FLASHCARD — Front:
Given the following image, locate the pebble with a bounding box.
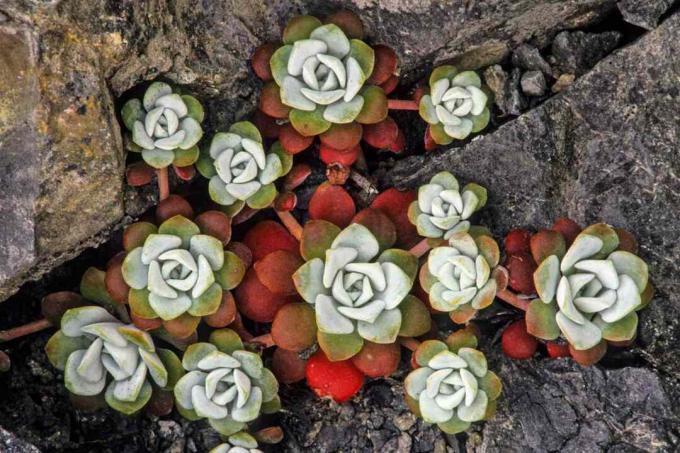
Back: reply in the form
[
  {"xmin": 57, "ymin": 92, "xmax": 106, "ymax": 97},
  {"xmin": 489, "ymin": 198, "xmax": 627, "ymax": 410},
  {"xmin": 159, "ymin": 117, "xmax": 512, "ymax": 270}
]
[
  {"xmin": 393, "ymin": 412, "xmax": 417, "ymax": 431},
  {"xmin": 521, "ymin": 70, "xmax": 547, "ymax": 96},
  {"xmin": 512, "ymin": 43, "xmax": 553, "ymax": 75},
  {"xmin": 552, "ymin": 73, "xmax": 576, "ymax": 93}
]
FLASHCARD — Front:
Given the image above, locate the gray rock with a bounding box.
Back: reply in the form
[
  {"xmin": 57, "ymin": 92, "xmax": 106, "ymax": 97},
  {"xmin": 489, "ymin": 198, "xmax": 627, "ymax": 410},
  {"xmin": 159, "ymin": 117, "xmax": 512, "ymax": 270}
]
[
  {"xmin": 618, "ymin": 0, "xmax": 675, "ymax": 30},
  {"xmin": 511, "ymin": 43, "xmax": 553, "ymax": 75},
  {"xmin": 483, "ymin": 66, "xmax": 526, "ymax": 116},
  {"xmin": 520, "ymin": 70, "xmax": 547, "ymax": 96},
  {"xmin": 0, "ymin": 0, "xmax": 621, "ymax": 302},
  {"xmin": 551, "ymin": 30, "xmax": 622, "ymax": 75},
  {"xmin": 381, "ymin": 10, "xmax": 680, "ymax": 382},
  {"xmin": 0, "ymin": 427, "xmax": 40, "ymax": 453}
]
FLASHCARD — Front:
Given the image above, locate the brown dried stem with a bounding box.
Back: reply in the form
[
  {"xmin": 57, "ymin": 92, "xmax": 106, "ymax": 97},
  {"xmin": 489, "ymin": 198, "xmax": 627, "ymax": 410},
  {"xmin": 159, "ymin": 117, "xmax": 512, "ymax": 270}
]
[
  {"xmin": 275, "ymin": 210, "xmax": 303, "ymax": 241},
  {"xmin": 0, "ymin": 318, "xmax": 53, "ymax": 343}
]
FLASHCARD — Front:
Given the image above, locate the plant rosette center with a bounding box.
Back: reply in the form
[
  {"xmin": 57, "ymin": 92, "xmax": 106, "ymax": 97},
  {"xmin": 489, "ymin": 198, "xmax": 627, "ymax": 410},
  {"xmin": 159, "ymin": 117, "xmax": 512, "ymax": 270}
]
[
  {"xmin": 532, "ymin": 223, "xmax": 650, "ymax": 350},
  {"xmin": 294, "ymin": 223, "xmax": 412, "ymax": 345}
]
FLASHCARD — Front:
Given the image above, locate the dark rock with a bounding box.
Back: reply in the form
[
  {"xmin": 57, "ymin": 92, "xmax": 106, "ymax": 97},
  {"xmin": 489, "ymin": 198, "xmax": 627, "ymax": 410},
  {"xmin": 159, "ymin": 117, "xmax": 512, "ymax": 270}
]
[
  {"xmin": 511, "ymin": 43, "xmax": 553, "ymax": 76},
  {"xmin": 483, "ymin": 66, "xmax": 526, "ymax": 116},
  {"xmin": 618, "ymin": 0, "xmax": 675, "ymax": 30},
  {"xmin": 551, "ymin": 30, "xmax": 622, "ymax": 75},
  {"xmin": 520, "ymin": 70, "xmax": 547, "ymax": 96},
  {"xmin": 382, "ymin": 10, "xmax": 680, "ymax": 384},
  {"xmin": 0, "ymin": 427, "xmax": 40, "ymax": 453}
]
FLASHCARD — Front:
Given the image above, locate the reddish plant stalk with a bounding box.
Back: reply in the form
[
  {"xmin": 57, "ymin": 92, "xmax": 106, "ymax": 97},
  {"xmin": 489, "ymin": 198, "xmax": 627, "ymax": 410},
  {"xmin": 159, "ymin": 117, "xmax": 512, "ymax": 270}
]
[
  {"xmin": 248, "ymin": 333, "xmax": 275, "ymax": 348},
  {"xmin": 399, "ymin": 337, "xmax": 421, "ymax": 352},
  {"xmin": 409, "ymin": 238, "xmax": 431, "ymax": 258},
  {"xmin": 496, "ymin": 288, "xmax": 530, "ymax": 311},
  {"xmin": 387, "ymin": 99, "xmax": 419, "ymax": 111},
  {"xmin": 275, "ymin": 210, "xmax": 303, "ymax": 241},
  {"xmin": 157, "ymin": 167, "xmax": 170, "ymax": 201},
  {"xmin": 0, "ymin": 318, "xmax": 52, "ymax": 342}
]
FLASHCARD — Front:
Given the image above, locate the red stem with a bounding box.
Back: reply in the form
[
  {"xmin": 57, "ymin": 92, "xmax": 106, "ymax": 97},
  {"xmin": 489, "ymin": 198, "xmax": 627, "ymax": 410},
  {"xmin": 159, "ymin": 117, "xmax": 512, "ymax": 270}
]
[
  {"xmin": 409, "ymin": 238, "xmax": 431, "ymax": 258},
  {"xmin": 496, "ymin": 288, "xmax": 530, "ymax": 311},
  {"xmin": 275, "ymin": 210, "xmax": 303, "ymax": 241},
  {"xmin": 388, "ymin": 99, "xmax": 419, "ymax": 111},
  {"xmin": 0, "ymin": 318, "xmax": 53, "ymax": 342},
  {"xmin": 157, "ymin": 167, "xmax": 170, "ymax": 201}
]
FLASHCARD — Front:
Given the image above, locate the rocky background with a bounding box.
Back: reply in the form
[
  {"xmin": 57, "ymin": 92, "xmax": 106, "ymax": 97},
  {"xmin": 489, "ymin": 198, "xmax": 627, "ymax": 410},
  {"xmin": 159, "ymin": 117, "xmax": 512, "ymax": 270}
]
[{"xmin": 1, "ymin": 0, "xmax": 679, "ymax": 452}]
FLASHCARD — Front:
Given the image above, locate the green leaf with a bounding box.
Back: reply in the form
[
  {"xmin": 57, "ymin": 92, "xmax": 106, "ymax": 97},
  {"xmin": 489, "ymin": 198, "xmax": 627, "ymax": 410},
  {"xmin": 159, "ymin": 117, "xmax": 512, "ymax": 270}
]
[
  {"xmin": 397, "ymin": 295, "xmax": 431, "ymax": 337},
  {"xmin": 451, "ymin": 71, "xmax": 482, "ymax": 88},
  {"xmin": 290, "ymin": 106, "xmax": 331, "ymax": 137},
  {"xmin": 270, "ymin": 141, "xmax": 293, "ymax": 176},
  {"xmin": 208, "ymin": 416, "xmax": 246, "ymax": 437},
  {"xmin": 429, "ymin": 65, "xmax": 458, "ymax": 87},
  {"xmin": 157, "ymin": 348, "xmax": 185, "ymax": 389},
  {"xmin": 121, "ymin": 99, "xmax": 144, "ymax": 130},
  {"xmin": 470, "ymin": 107, "xmax": 490, "ymax": 133},
  {"xmin": 580, "ymin": 223, "xmax": 619, "ymax": 259},
  {"xmin": 196, "ymin": 150, "xmax": 216, "ymax": 178},
  {"xmin": 45, "ymin": 331, "xmax": 91, "ymax": 370},
  {"xmin": 128, "ymin": 288, "xmax": 157, "ymax": 319},
  {"xmin": 246, "ymin": 183, "xmax": 277, "ymax": 209},
  {"xmin": 182, "ymin": 342, "xmax": 218, "ymax": 371},
  {"xmin": 142, "ymin": 149, "xmax": 175, "ymax": 169},
  {"xmin": 181, "ymin": 95, "xmax": 204, "ymax": 123},
  {"xmin": 256, "ymin": 368, "xmax": 279, "ymax": 402},
  {"xmin": 414, "ymin": 340, "xmax": 448, "ymax": 367},
  {"xmin": 283, "ymin": 15, "xmax": 323, "ymax": 44},
  {"xmin": 80, "ymin": 267, "xmax": 117, "ymax": 308},
  {"xmin": 525, "ymin": 299, "xmax": 560, "ymax": 340},
  {"xmin": 218, "ymin": 199, "xmax": 245, "ymax": 218},
  {"xmin": 608, "ymin": 251, "xmax": 648, "ymax": 292},
  {"xmin": 429, "ymin": 122, "xmax": 454, "ymax": 145},
  {"xmin": 300, "ymin": 220, "xmax": 340, "ymax": 261},
  {"xmin": 158, "ymin": 215, "xmax": 200, "ymax": 248},
  {"xmin": 478, "ymin": 371, "xmax": 502, "ymax": 401},
  {"xmin": 595, "ymin": 311, "xmax": 638, "ymax": 342},
  {"xmin": 355, "ymin": 85, "xmax": 388, "ymax": 124},
  {"xmin": 445, "ymin": 327, "xmax": 478, "ymax": 353},
  {"xmin": 105, "ymin": 380, "xmax": 152, "ymax": 415},
  {"xmin": 229, "ymin": 121, "xmax": 262, "ymax": 143},
  {"xmin": 214, "ymin": 251, "xmax": 246, "ymax": 290},
  {"xmin": 348, "ymin": 39, "xmax": 375, "ymax": 78},
  {"xmin": 209, "ymin": 328, "xmax": 244, "ymax": 354},
  {"xmin": 187, "ymin": 283, "xmax": 222, "ymax": 317},
  {"xmin": 463, "ymin": 183, "xmax": 488, "ymax": 210},
  {"xmin": 437, "ymin": 415, "xmax": 471, "ymax": 435},
  {"xmin": 172, "ymin": 145, "xmax": 199, "ymax": 167},
  {"xmin": 269, "ymin": 45, "xmax": 293, "ymax": 87},
  {"xmin": 261, "ymin": 394, "xmax": 282, "ymax": 414},
  {"xmin": 378, "ymin": 249, "xmax": 418, "ymax": 283},
  {"xmin": 317, "ymin": 330, "xmax": 364, "ymax": 361}
]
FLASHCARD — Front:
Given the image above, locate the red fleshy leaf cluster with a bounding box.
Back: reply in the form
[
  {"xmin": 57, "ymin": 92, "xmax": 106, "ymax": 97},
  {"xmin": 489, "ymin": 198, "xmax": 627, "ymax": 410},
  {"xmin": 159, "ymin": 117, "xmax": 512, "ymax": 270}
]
[{"xmin": 305, "ymin": 350, "xmax": 364, "ymax": 403}]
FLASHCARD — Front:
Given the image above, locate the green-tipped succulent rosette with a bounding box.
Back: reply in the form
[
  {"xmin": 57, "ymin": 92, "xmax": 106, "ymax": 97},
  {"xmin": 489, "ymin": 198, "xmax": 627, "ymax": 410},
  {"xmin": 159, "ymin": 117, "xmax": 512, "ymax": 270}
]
[
  {"xmin": 174, "ymin": 329, "xmax": 280, "ymax": 436},
  {"xmin": 419, "ymin": 66, "xmax": 490, "ymax": 145},
  {"xmin": 405, "ymin": 332, "xmax": 501, "ymax": 434},
  {"xmin": 210, "ymin": 432, "xmax": 263, "ymax": 453},
  {"xmin": 45, "ymin": 306, "xmax": 184, "ymax": 414},
  {"xmin": 408, "ymin": 171, "xmax": 487, "ymax": 239},
  {"xmin": 529, "ymin": 223, "xmax": 652, "ymax": 353},
  {"xmin": 293, "ymin": 214, "xmax": 430, "ymax": 361},
  {"xmin": 114, "ymin": 208, "xmax": 245, "ymax": 338},
  {"xmin": 122, "ymin": 81, "xmax": 204, "ymax": 169},
  {"xmin": 196, "ymin": 121, "xmax": 292, "ymax": 216},
  {"xmin": 420, "ymin": 230, "xmax": 500, "ymax": 323}
]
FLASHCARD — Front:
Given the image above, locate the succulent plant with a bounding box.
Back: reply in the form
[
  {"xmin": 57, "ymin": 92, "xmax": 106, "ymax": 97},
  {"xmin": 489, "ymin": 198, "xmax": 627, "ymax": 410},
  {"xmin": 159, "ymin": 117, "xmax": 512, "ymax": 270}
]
[
  {"xmin": 45, "ymin": 306, "xmax": 183, "ymax": 414},
  {"xmin": 210, "ymin": 432, "xmax": 262, "ymax": 453},
  {"xmin": 196, "ymin": 121, "xmax": 293, "ymax": 216},
  {"xmin": 293, "ymin": 217, "xmax": 428, "ymax": 360},
  {"xmin": 408, "ymin": 171, "xmax": 487, "ymax": 239},
  {"xmin": 529, "ymin": 223, "xmax": 651, "ymax": 351},
  {"xmin": 420, "ymin": 230, "xmax": 500, "ymax": 323},
  {"xmin": 405, "ymin": 336, "xmax": 501, "ymax": 434},
  {"xmin": 122, "ymin": 82, "xmax": 204, "ymax": 169},
  {"xmin": 419, "ymin": 66, "xmax": 490, "ymax": 145},
  {"xmin": 109, "ymin": 200, "xmax": 245, "ymax": 338},
  {"xmin": 174, "ymin": 329, "xmax": 280, "ymax": 436}
]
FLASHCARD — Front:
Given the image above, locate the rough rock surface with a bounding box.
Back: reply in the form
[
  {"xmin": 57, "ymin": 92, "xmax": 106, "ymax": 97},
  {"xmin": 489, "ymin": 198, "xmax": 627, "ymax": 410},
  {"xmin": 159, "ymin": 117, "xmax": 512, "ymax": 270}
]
[
  {"xmin": 617, "ymin": 0, "xmax": 675, "ymax": 30},
  {"xmin": 0, "ymin": 0, "xmax": 619, "ymax": 301},
  {"xmin": 551, "ymin": 30, "xmax": 622, "ymax": 75}
]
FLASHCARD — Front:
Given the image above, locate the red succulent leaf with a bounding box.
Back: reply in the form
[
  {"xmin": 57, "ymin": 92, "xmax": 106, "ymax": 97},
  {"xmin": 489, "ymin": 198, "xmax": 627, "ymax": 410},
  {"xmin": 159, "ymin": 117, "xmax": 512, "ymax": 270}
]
[
  {"xmin": 320, "ymin": 122, "xmax": 363, "ymax": 150},
  {"xmin": 325, "ymin": 162, "xmax": 351, "ymax": 185},
  {"xmin": 105, "ymin": 253, "xmax": 130, "ymax": 304},
  {"xmin": 41, "ymin": 291, "xmax": 85, "ymax": 325},
  {"xmin": 235, "ymin": 268, "xmax": 295, "ymax": 323},
  {"xmin": 126, "ymin": 161, "xmax": 155, "ymax": 187},
  {"xmin": 274, "ymin": 191, "xmax": 297, "ymax": 211},
  {"xmin": 614, "ymin": 228, "xmax": 638, "ymax": 254},
  {"xmin": 123, "ymin": 222, "xmax": 157, "ymax": 252},
  {"xmin": 259, "ymin": 82, "xmax": 291, "ymax": 119},
  {"xmin": 368, "ymin": 45, "xmax": 398, "ymax": 85},
  {"xmin": 145, "ymin": 389, "xmax": 174, "ymax": 416},
  {"xmin": 352, "ymin": 208, "xmax": 397, "ymax": 250},
  {"xmin": 252, "ymin": 109, "xmax": 281, "ymax": 139},
  {"xmin": 226, "ymin": 241, "xmax": 253, "ymax": 269},
  {"xmin": 308, "ymin": 182, "xmax": 356, "ymax": 228},
  {"xmin": 530, "ymin": 229, "xmax": 566, "ymax": 264},
  {"xmin": 506, "ymin": 252, "xmax": 537, "ymax": 295},
  {"xmin": 324, "ymin": 10, "xmax": 365, "ymax": 39},
  {"xmin": 163, "ymin": 314, "xmax": 200, "ymax": 339},
  {"xmin": 243, "ymin": 220, "xmax": 300, "ymax": 261},
  {"xmin": 204, "ymin": 291, "xmax": 237, "ymax": 328},
  {"xmin": 305, "ymin": 350, "xmax": 364, "ymax": 403},
  {"xmin": 232, "ymin": 206, "xmax": 260, "ymax": 225},
  {"xmin": 254, "ymin": 250, "xmax": 304, "ymax": 296},
  {"xmin": 272, "ymin": 347, "xmax": 307, "ymax": 384},
  {"xmin": 412, "ymin": 85, "xmax": 427, "ymax": 103},
  {"xmin": 546, "ymin": 341, "xmax": 571, "ymax": 358},
  {"xmin": 131, "ymin": 313, "xmax": 162, "ymax": 331},
  {"xmin": 195, "ymin": 210, "xmax": 232, "ymax": 245},
  {"xmin": 551, "ymin": 217, "xmax": 582, "ymax": 245},
  {"xmin": 319, "ymin": 143, "xmax": 361, "ymax": 166},
  {"xmin": 379, "ymin": 74, "xmax": 399, "ymax": 95},
  {"xmin": 279, "ymin": 123, "xmax": 314, "ymax": 154},
  {"xmin": 271, "ymin": 303, "xmax": 317, "ymax": 352},
  {"xmin": 424, "ymin": 125, "xmax": 437, "ymax": 151},
  {"xmin": 569, "ymin": 340, "xmax": 607, "ymax": 366},
  {"xmin": 351, "ymin": 341, "xmax": 400, "ymax": 378},
  {"xmin": 504, "ymin": 229, "xmax": 532, "ymax": 255},
  {"xmin": 173, "ymin": 165, "xmax": 195, "ymax": 181},
  {"xmin": 283, "ymin": 163, "xmax": 312, "ymax": 191},
  {"xmin": 362, "ymin": 116, "xmax": 399, "ymax": 149},
  {"xmin": 387, "ymin": 127, "xmax": 405, "ymax": 153},
  {"xmin": 252, "ymin": 42, "xmax": 277, "ymax": 81},
  {"xmin": 501, "ymin": 320, "xmax": 538, "ymax": 360},
  {"xmin": 370, "ymin": 188, "xmax": 419, "ymax": 248},
  {"xmin": 156, "ymin": 195, "xmax": 193, "ymax": 223}
]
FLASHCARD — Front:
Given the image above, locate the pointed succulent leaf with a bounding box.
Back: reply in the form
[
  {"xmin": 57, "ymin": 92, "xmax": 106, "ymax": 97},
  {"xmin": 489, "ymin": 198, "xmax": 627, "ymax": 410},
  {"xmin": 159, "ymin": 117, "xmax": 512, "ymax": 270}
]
[{"xmin": 525, "ymin": 299, "xmax": 560, "ymax": 340}]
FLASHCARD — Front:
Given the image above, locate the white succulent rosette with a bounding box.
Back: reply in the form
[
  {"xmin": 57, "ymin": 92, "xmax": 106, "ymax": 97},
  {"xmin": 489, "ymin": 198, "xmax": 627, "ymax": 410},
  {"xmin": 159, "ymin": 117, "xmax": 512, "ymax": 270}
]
[
  {"xmin": 405, "ymin": 341, "xmax": 501, "ymax": 433},
  {"xmin": 294, "ymin": 223, "xmax": 414, "ymax": 345},
  {"xmin": 422, "ymin": 231, "xmax": 499, "ymax": 315},
  {"xmin": 174, "ymin": 340, "xmax": 279, "ymax": 436},
  {"xmin": 408, "ymin": 171, "xmax": 487, "ymax": 239},
  {"xmin": 532, "ymin": 224, "xmax": 649, "ymax": 350},
  {"xmin": 419, "ymin": 65, "xmax": 490, "ymax": 144},
  {"xmin": 209, "ymin": 432, "xmax": 262, "ymax": 453},
  {"xmin": 121, "ymin": 216, "xmax": 227, "ymax": 322},
  {"xmin": 197, "ymin": 122, "xmax": 292, "ymax": 215},
  {"xmin": 45, "ymin": 306, "xmax": 181, "ymax": 414},
  {"xmin": 121, "ymin": 82, "xmax": 204, "ymax": 169},
  {"xmin": 270, "ymin": 22, "xmax": 375, "ymax": 127}
]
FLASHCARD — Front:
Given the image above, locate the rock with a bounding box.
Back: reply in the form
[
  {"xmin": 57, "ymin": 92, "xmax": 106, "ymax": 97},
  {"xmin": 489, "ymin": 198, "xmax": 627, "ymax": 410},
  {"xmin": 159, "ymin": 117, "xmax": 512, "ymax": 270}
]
[
  {"xmin": 551, "ymin": 30, "xmax": 622, "ymax": 75},
  {"xmin": 483, "ymin": 66, "xmax": 526, "ymax": 116},
  {"xmin": 474, "ymin": 359, "xmax": 676, "ymax": 452},
  {"xmin": 511, "ymin": 43, "xmax": 553, "ymax": 75},
  {"xmin": 0, "ymin": 427, "xmax": 40, "ymax": 453},
  {"xmin": 382, "ymin": 10, "xmax": 680, "ymax": 382},
  {"xmin": 551, "ymin": 73, "xmax": 576, "ymax": 92},
  {"xmin": 618, "ymin": 0, "xmax": 675, "ymax": 30},
  {"xmin": 520, "ymin": 70, "xmax": 547, "ymax": 96}
]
